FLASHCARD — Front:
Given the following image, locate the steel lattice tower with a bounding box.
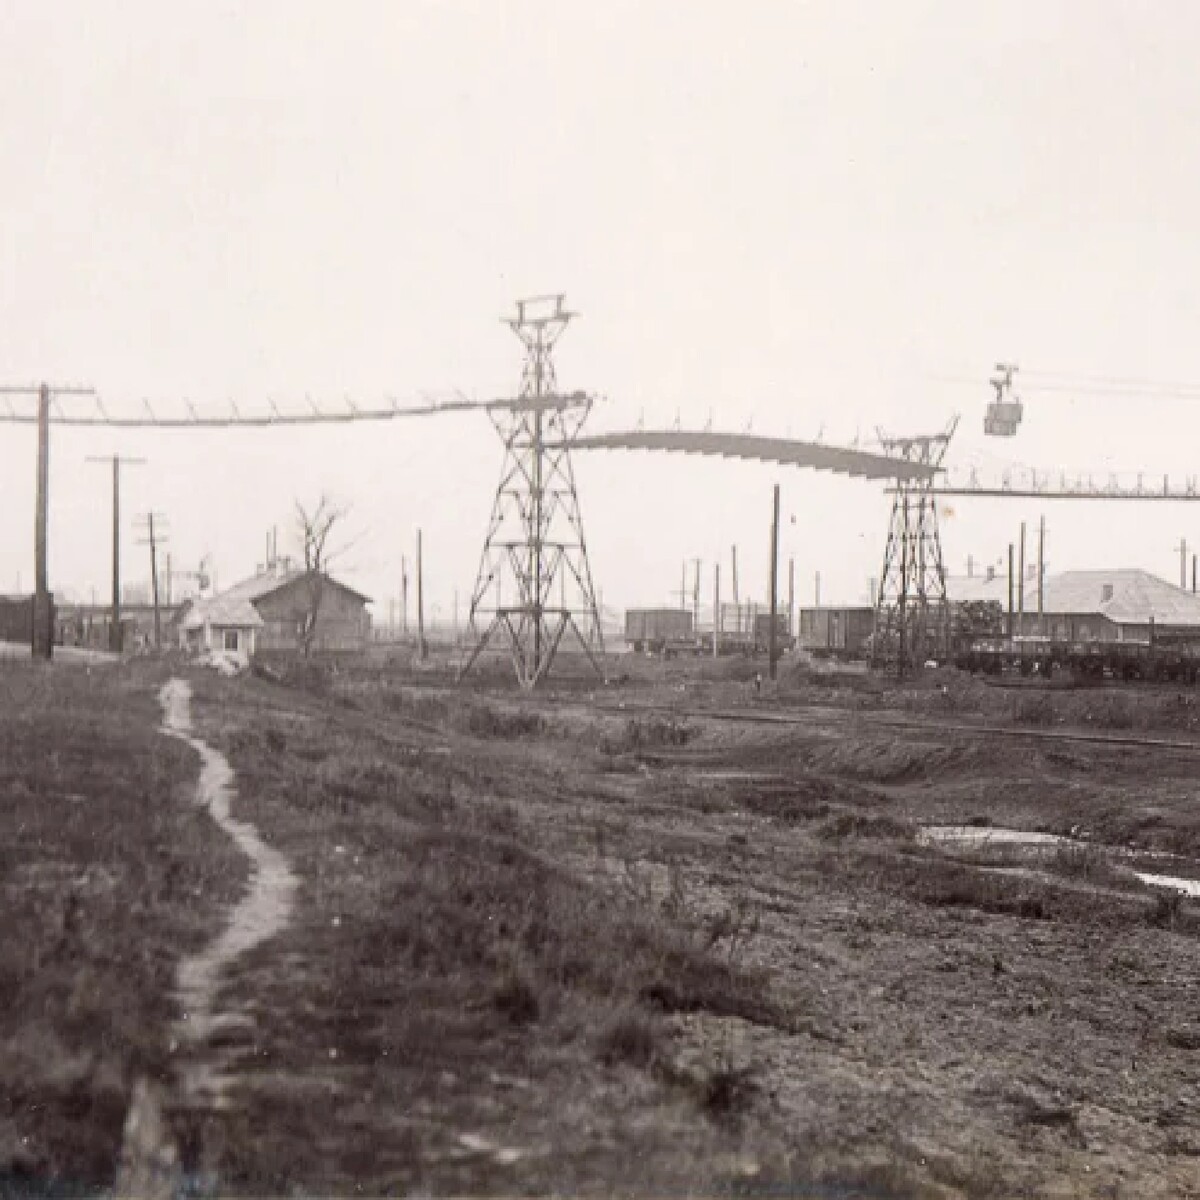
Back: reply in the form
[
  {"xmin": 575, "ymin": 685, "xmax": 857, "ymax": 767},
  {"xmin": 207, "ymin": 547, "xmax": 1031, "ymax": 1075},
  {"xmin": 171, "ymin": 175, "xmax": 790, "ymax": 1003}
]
[
  {"xmin": 458, "ymin": 295, "xmax": 605, "ymax": 688},
  {"xmin": 872, "ymin": 419, "xmax": 957, "ymax": 673}
]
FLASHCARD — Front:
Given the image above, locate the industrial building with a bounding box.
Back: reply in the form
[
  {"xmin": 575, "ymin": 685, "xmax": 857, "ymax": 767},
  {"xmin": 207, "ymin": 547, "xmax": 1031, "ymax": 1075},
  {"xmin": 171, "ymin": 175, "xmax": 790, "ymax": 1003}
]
[
  {"xmin": 177, "ymin": 565, "xmax": 371, "ymax": 658},
  {"xmin": 947, "ymin": 568, "xmax": 1200, "ymax": 644}
]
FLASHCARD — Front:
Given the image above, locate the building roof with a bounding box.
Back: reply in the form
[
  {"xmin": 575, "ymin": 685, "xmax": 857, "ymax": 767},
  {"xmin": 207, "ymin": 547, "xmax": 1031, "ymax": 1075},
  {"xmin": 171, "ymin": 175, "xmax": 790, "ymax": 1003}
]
[
  {"xmin": 948, "ymin": 568, "xmax": 1200, "ymax": 627},
  {"xmin": 180, "ymin": 566, "xmax": 370, "ymax": 631},
  {"xmin": 180, "ymin": 595, "xmax": 263, "ymax": 630}
]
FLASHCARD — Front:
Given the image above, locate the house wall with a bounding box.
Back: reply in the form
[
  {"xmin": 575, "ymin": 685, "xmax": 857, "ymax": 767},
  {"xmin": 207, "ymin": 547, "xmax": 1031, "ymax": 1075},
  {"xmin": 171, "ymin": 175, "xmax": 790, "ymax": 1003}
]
[{"xmin": 253, "ymin": 577, "xmax": 370, "ymax": 652}]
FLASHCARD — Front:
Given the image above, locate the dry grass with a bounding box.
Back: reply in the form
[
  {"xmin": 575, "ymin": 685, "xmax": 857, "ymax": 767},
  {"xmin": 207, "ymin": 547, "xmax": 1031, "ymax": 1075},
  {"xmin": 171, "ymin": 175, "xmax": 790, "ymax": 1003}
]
[{"xmin": 0, "ymin": 661, "xmax": 244, "ymax": 1192}]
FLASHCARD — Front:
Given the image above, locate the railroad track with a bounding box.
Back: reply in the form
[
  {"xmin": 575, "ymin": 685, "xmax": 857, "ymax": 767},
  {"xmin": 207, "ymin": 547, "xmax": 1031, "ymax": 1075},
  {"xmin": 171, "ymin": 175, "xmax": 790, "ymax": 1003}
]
[{"xmin": 593, "ymin": 700, "xmax": 1200, "ymax": 754}]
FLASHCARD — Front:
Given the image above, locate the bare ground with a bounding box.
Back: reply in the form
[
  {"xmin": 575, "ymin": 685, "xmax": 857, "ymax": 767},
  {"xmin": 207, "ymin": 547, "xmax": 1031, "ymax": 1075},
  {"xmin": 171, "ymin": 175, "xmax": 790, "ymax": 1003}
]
[{"xmin": 4, "ymin": 653, "xmax": 1200, "ymax": 1196}]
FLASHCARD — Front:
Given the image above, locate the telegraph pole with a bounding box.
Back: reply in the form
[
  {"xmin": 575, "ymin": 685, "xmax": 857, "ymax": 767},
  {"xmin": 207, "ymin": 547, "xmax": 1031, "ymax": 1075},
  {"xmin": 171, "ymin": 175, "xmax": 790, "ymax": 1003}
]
[
  {"xmin": 692, "ymin": 557, "xmax": 701, "ymax": 627},
  {"xmin": 416, "ymin": 529, "xmax": 427, "ymax": 661},
  {"xmin": 713, "ymin": 562, "xmax": 721, "ymax": 658},
  {"xmin": 788, "ymin": 556, "xmax": 795, "ymax": 640},
  {"xmin": 768, "ymin": 484, "xmax": 780, "ymax": 680},
  {"xmin": 401, "ymin": 556, "xmax": 409, "ymax": 635},
  {"xmin": 1179, "ymin": 538, "xmax": 1189, "ymax": 590},
  {"xmin": 1007, "ymin": 543, "xmax": 1015, "ymax": 639},
  {"xmin": 86, "ymin": 454, "xmax": 145, "ymax": 653},
  {"xmin": 0, "ymin": 384, "xmax": 96, "ymax": 658},
  {"xmin": 1037, "ymin": 516, "xmax": 1045, "ymax": 621},
  {"xmin": 33, "ymin": 385, "xmax": 51, "ymax": 657},
  {"xmin": 135, "ymin": 512, "xmax": 168, "ymax": 650},
  {"xmin": 1018, "ymin": 520, "xmax": 1026, "ymax": 617}
]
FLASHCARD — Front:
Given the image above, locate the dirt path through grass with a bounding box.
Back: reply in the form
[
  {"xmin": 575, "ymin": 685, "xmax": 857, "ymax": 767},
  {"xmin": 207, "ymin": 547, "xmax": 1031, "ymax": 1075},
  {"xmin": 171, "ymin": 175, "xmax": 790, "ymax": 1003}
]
[
  {"xmin": 117, "ymin": 678, "xmax": 299, "ymax": 1197},
  {"xmin": 161, "ymin": 676, "xmax": 299, "ymax": 1106}
]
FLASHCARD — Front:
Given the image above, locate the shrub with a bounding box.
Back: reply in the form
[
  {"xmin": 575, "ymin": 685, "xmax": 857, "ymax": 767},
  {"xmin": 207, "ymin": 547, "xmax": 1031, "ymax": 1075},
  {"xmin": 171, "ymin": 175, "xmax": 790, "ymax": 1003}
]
[
  {"xmin": 1012, "ymin": 693, "xmax": 1056, "ymax": 726},
  {"xmin": 596, "ymin": 1006, "xmax": 660, "ymax": 1068}
]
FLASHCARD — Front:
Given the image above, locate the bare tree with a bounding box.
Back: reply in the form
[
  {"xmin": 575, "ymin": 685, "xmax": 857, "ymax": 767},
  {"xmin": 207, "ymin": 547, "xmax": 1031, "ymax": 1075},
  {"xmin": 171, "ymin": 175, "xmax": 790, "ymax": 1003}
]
[{"xmin": 294, "ymin": 495, "xmax": 347, "ymax": 657}]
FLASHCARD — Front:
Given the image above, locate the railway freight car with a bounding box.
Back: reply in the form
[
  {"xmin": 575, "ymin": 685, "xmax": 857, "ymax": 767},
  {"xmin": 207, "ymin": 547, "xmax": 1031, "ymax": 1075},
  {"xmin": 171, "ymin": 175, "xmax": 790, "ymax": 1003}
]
[
  {"xmin": 797, "ymin": 606, "xmax": 875, "ymax": 660},
  {"xmin": 753, "ymin": 612, "xmax": 795, "ymax": 653},
  {"xmin": 625, "ymin": 608, "xmax": 696, "ymax": 655}
]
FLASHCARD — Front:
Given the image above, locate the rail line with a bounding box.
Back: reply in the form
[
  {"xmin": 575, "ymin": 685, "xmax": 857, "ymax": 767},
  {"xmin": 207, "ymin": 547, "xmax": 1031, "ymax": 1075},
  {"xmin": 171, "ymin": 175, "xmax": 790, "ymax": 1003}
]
[{"xmin": 594, "ymin": 700, "xmax": 1200, "ymax": 753}]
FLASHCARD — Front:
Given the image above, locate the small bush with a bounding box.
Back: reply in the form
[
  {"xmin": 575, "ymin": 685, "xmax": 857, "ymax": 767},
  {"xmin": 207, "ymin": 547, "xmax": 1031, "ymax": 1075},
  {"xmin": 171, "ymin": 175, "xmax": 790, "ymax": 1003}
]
[
  {"xmin": 693, "ymin": 1062, "xmax": 758, "ymax": 1118},
  {"xmin": 603, "ymin": 716, "xmax": 694, "ymax": 754},
  {"xmin": 459, "ymin": 703, "xmax": 545, "ymax": 740},
  {"xmin": 596, "ymin": 1006, "xmax": 660, "ymax": 1068},
  {"xmin": 1012, "ymin": 693, "xmax": 1056, "ymax": 726},
  {"xmin": 491, "ymin": 960, "xmax": 541, "ymax": 1025},
  {"xmin": 816, "ymin": 811, "xmax": 913, "ymax": 842},
  {"xmin": 1148, "ymin": 890, "xmax": 1183, "ymax": 930}
]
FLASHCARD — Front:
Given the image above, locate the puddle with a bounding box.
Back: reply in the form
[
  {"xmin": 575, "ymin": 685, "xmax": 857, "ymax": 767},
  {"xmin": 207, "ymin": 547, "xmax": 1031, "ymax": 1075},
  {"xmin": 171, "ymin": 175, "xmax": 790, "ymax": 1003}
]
[
  {"xmin": 1131, "ymin": 871, "xmax": 1200, "ymax": 898},
  {"xmin": 920, "ymin": 824, "xmax": 1200, "ymax": 897},
  {"xmin": 918, "ymin": 825, "xmax": 1070, "ymax": 849}
]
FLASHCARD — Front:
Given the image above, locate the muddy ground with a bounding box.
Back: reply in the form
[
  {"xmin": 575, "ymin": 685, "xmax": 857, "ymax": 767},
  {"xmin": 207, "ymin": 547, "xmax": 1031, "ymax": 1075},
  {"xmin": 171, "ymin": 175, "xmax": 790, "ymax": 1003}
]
[{"xmin": 4, "ymin": 651, "xmax": 1200, "ymax": 1196}]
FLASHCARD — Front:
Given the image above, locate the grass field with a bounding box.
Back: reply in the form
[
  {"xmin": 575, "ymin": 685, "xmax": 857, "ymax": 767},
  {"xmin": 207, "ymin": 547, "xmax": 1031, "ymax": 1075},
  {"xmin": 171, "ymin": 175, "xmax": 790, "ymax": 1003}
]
[{"xmin": 4, "ymin": 652, "xmax": 1200, "ymax": 1196}]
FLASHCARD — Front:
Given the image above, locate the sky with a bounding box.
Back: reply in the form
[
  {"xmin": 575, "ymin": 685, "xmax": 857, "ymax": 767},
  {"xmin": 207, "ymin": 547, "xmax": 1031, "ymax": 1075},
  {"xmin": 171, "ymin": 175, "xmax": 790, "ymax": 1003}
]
[{"xmin": 5, "ymin": 0, "xmax": 1200, "ymax": 621}]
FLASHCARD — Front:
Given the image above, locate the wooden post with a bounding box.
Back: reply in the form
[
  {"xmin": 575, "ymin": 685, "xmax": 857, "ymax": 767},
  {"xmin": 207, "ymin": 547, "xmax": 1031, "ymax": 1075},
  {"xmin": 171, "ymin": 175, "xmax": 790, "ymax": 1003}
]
[
  {"xmin": 731, "ymin": 545, "xmax": 739, "ymax": 609},
  {"xmin": 32, "ymin": 384, "xmax": 52, "ymax": 659},
  {"xmin": 713, "ymin": 563, "xmax": 720, "ymax": 658},
  {"xmin": 401, "ymin": 556, "xmax": 409, "ymax": 634},
  {"xmin": 788, "ymin": 555, "xmax": 795, "ymax": 640},
  {"xmin": 1037, "ymin": 516, "xmax": 1045, "ymax": 622},
  {"xmin": 1007, "ymin": 543, "xmax": 1015, "ymax": 639},
  {"xmin": 1018, "ymin": 521, "xmax": 1026, "ymax": 617},
  {"xmin": 111, "ymin": 460, "xmax": 123, "ymax": 652},
  {"xmin": 148, "ymin": 513, "xmax": 161, "ymax": 650},
  {"xmin": 417, "ymin": 530, "xmax": 427, "ymax": 661},
  {"xmin": 769, "ymin": 484, "xmax": 780, "ymax": 680}
]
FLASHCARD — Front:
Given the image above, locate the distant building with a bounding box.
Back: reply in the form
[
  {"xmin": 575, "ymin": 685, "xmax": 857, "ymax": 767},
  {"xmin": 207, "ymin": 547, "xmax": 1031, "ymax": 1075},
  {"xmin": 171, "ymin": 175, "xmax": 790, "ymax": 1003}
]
[
  {"xmin": 56, "ymin": 602, "xmax": 185, "ymax": 651},
  {"xmin": 947, "ymin": 568, "xmax": 1200, "ymax": 644},
  {"xmin": 177, "ymin": 565, "xmax": 371, "ymax": 658}
]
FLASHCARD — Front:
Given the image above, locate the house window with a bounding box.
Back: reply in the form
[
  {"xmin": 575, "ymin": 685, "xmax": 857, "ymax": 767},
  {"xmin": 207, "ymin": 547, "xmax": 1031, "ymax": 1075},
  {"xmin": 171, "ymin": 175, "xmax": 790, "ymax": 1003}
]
[
  {"xmin": 1101, "ymin": 584, "xmax": 1114, "ymax": 603},
  {"xmin": 223, "ymin": 629, "xmax": 240, "ymax": 652}
]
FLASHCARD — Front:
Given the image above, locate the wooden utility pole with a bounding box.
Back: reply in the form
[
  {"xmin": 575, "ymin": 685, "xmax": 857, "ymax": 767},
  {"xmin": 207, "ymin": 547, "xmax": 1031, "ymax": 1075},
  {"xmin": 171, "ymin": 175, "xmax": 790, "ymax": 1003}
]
[
  {"xmin": 713, "ymin": 562, "xmax": 720, "ymax": 658},
  {"xmin": 787, "ymin": 556, "xmax": 795, "ymax": 639},
  {"xmin": 135, "ymin": 512, "xmax": 168, "ymax": 650},
  {"xmin": 401, "ymin": 556, "xmax": 409, "ymax": 634},
  {"xmin": 769, "ymin": 483, "xmax": 780, "ymax": 680},
  {"xmin": 1179, "ymin": 538, "xmax": 1189, "ymax": 590},
  {"xmin": 1018, "ymin": 521, "xmax": 1026, "ymax": 617},
  {"xmin": 33, "ymin": 385, "xmax": 51, "ymax": 658},
  {"xmin": 0, "ymin": 382, "xmax": 95, "ymax": 658},
  {"xmin": 1037, "ymin": 516, "xmax": 1045, "ymax": 621},
  {"xmin": 692, "ymin": 558, "xmax": 701, "ymax": 627},
  {"xmin": 815, "ymin": 571, "xmax": 821, "ymax": 608},
  {"xmin": 417, "ymin": 530, "xmax": 427, "ymax": 660},
  {"xmin": 1193, "ymin": 553, "xmax": 1197, "ymax": 595},
  {"xmin": 731, "ymin": 545, "xmax": 740, "ymax": 609},
  {"xmin": 1007, "ymin": 543, "xmax": 1015, "ymax": 639},
  {"xmin": 86, "ymin": 454, "xmax": 145, "ymax": 653}
]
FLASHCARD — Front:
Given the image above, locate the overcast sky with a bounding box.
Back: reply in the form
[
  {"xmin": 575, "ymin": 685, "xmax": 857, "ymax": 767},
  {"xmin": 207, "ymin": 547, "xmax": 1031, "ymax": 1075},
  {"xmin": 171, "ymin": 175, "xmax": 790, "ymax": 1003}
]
[{"xmin": 5, "ymin": 1, "xmax": 1200, "ymax": 619}]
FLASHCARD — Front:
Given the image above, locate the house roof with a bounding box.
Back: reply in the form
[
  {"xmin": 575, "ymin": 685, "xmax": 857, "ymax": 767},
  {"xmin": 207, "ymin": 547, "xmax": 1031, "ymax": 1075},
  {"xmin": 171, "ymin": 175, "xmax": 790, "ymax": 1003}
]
[
  {"xmin": 180, "ymin": 566, "xmax": 371, "ymax": 631},
  {"xmin": 948, "ymin": 568, "xmax": 1200, "ymax": 627},
  {"xmin": 180, "ymin": 595, "xmax": 263, "ymax": 630}
]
